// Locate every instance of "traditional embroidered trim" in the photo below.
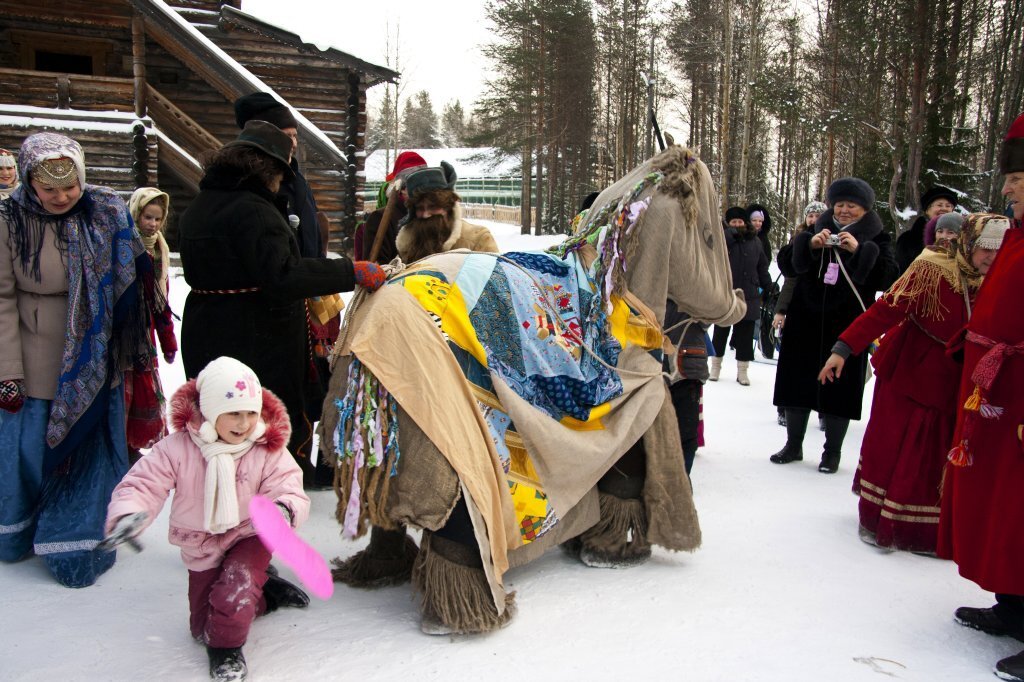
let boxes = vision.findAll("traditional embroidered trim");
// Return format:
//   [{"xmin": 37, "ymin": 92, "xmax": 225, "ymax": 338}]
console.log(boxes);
[
  {"xmin": 34, "ymin": 539, "xmax": 100, "ymax": 554},
  {"xmin": 879, "ymin": 510, "xmax": 940, "ymax": 524},
  {"xmin": 0, "ymin": 516, "xmax": 34, "ymax": 534},
  {"xmin": 33, "ymin": 157, "xmax": 78, "ymax": 187}
]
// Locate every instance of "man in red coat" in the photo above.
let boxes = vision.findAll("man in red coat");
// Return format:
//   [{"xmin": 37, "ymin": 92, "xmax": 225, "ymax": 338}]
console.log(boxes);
[{"xmin": 940, "ymin": 111, "xmax": 1024, "ymax": 681}]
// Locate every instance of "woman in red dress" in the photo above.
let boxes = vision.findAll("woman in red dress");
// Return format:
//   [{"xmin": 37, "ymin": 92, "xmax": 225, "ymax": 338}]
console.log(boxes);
[
  {"xmin": 940, "ymin": 111, "xmax": 1024, "ymax": 682},
  {"xmin": 818, "ymin": 213, "xmax": 1010, "ymax": 553}
]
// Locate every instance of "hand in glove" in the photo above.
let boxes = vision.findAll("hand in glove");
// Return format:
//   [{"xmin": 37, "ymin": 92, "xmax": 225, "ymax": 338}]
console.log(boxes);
[
  {"xmin": 353, "ymin": 260, "xmax": 386, "ymax": 292},
  {"xmin": 277, "ymin": 502, "xmax": 294, "ymax": 527},
  {"xmin": 0, "ymin": 379, "xmax": 25, "ymax": 414},
  {"xmin": 98, "ymin": 512, "xmax": 148, "ymax": 553}
]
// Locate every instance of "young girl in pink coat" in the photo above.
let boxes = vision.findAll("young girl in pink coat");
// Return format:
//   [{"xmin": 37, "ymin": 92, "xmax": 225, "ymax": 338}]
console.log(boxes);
[{"xmin": 105, "ymin": 356, "xmax": 310, "ymax": 682}]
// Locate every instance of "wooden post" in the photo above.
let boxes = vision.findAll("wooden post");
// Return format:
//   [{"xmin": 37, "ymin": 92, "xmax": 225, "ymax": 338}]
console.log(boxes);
[{"xmin": 132, "ymin": 13, "xmax": 147, "ymax": 119}]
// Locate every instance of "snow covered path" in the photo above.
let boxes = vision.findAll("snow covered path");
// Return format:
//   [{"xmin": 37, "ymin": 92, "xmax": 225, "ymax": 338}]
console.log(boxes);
[{"xmin": 2, "ymin": 224, "xmax": 1011, "ymax": 681}]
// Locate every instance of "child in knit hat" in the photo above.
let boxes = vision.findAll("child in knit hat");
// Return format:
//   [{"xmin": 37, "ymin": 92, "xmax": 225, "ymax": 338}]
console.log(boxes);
[{"xmin": 104, "ymin": 356, "xmax": 311, "ymax": 682}]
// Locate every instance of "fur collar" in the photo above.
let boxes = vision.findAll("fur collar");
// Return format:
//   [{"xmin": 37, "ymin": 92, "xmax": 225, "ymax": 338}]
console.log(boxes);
[
  {"xmin": 395, "ymin": 202, "xmax": 464, "ymax": 259},
  {"xmin": 169, "ymin": 379, "xmax": 291, "ymax": 452}
]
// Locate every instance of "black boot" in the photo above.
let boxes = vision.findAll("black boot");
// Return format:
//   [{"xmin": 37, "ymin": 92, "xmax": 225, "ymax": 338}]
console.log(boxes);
[
  {"xmin": 955, "ymin": 606, "xmax": 1017, "ymax": 637},
  {"xmin": 770, "ymin": 408, "xmax": 809, "ymax": 463},
  {"xmin": 207, "ymin": 646, "xmax": 247, "ymax": 681},
  {"xmin": 263, "ymin": 572, "xmax": 309, "ymax": 612},
  {"xmin": 997, "ymin": 650, "xmax": 1024, "ymax": 681},
  {"xmin": 819, "ymin": 414, "xmax": 849, "ymax": 473}
]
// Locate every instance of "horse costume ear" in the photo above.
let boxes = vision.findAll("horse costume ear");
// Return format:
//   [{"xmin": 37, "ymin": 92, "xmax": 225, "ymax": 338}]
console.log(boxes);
[{"xmin": 440, "ymin": 161, "xmax": 457, "ymax": 189}]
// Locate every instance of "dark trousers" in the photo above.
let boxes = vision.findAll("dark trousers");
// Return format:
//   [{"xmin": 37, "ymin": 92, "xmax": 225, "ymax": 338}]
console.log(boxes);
[
  {"xmin": 995, "ymin": 594, "xmax": 1024, "ymax": 639},
  {"xmin": 783, "ymin": 408, "xmax": 850, "ymax": 456},
  {"xmin": 712, "ymin": 319, "xmax": 755, "ymax": 362},
  {"xmin": 188, "ymin": 536, "xmax": 271, "ymax": 648},
  {"xmin": 670, "ymin": 380, "xmax": 701, "ymax": 474}
]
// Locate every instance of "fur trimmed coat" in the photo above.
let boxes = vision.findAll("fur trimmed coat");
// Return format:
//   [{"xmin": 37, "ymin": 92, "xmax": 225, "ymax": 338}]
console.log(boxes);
[
  {"xmin": 773, "ymin": 209, "xmax": 899, "ymax": 419},
  {"xmin": 106, "ymin": 381, "xmax": 309, "ymax": 571},
  {"xmin": 395, "ymin": 203, "xmax": 499, "ymax": 262}
]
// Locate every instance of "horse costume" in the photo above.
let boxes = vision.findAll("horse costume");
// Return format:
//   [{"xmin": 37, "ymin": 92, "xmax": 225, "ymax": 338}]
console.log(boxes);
[{"xmin": 318, "ymin": 146, "xmax": 745, "ymax": 633}]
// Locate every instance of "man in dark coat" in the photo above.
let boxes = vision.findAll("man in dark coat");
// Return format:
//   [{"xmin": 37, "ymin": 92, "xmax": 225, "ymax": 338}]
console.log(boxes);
[
  {"xmin": 234, "ymin": 92, "xmax": 323, "ymax": 259},
  {"xmin": 179, "ymin": 121, "xmax": 379, "ymax": 487},
  {"xmin": 894, "ymin": 185, "xmax": 958, "ymax": 273}
]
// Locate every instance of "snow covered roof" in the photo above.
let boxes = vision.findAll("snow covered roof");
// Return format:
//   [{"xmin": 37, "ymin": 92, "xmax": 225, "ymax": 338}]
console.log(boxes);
[
  {"xmin": 219, "ymin": 6, "xmax": 399, "ymax": 87},
  {"xmin": 364, "ymin": 148, "xmax": 519, "ymax": 182},
  {"xmin": 129, "ymin": 0, "xmax": 348, "ymax": 167}
]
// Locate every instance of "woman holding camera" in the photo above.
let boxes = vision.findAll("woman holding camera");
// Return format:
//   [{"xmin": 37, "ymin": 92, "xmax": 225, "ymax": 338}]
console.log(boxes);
[{"xmin": 769, "ymin": 178, "xmax": 899, "ymax": 473}]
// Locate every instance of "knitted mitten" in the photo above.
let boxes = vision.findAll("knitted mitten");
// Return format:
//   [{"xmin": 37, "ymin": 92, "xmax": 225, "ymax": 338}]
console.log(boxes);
[
  {"xmin": 353, "ymin": 260, "xmax": 386, "ymax": 292},
  {"xmin": 0, "ymin": 379, "xmax": 24, "ymax": 413}
]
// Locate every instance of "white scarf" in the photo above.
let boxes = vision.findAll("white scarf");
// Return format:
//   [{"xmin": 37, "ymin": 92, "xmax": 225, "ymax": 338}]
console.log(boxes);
[{"xmin": 189, "ymin": 420, "xmax": 267, "ymax": 534}]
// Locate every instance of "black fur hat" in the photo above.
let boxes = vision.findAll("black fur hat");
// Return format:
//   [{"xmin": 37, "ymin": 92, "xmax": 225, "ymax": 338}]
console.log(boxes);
[
  {"xmin": 920, "ymin": 186, "xmax": 957, "ymax": 211},
  {"xmin": 234, "ymin": 92, "xmax": 298, "ymax": 130},
  {"xmin": 826, "ymin": 177, "xmax": 875, "ymax": 210},
  {"xmin": 724, "ymin": 206, "xmax": 748, "ymax": 224}
]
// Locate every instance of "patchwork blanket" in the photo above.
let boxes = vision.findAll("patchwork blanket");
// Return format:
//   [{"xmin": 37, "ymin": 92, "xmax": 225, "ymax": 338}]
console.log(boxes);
[{"xmin": 385, "ymin": 248, "xmax": 662, "ymax": 545}]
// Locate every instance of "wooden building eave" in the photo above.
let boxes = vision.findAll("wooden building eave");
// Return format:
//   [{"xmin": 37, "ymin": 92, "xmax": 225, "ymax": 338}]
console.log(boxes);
[
  {"xmin": 127, "ymin": 0, "xmax": 348, "ymax": 169},
  {"xmin": 217, "ymin": 5, "xmax": 399, "ymax": 89}
]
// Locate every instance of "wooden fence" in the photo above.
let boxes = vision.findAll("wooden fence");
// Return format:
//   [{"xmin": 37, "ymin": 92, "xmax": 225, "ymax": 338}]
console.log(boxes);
[{"xmin": 362, "ymin": 201, "xmax": 536, "ymax": 226}]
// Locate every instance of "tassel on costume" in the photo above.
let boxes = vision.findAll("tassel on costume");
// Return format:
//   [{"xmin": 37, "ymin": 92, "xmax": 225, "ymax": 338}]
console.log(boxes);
[{"xmin": 947, "ymin": 441, "xmax": 973, "ymax": 468}]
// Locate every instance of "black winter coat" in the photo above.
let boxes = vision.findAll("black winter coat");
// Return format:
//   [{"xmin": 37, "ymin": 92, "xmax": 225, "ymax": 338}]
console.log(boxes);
[
  {"xmin": 894, "ymin": 215, "xmax": 926, "ymax": 274},
  {"xmin": 281, "ymin": 159, "xmax": 323, "ymax": 259},
  {"xmin": 772, "ymin": 209, "xmax": 899, "ymax": 419},
  {"xmin": 179, "ymin": 167, "xmax": 355, "ymax": 456},
  {"xmin": 724, "ymin": 227, "xmax": 773, "ymax": 322}
]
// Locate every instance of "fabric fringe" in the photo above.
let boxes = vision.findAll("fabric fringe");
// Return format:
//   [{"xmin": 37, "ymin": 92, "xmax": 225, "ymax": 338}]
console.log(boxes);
[
  {"xmin": 332, "ymin": 358, "xmax": 402, "ymax": 538},
  {"xmin": 884, "ymin": 258, "xmax": 958, "ymax": 321},
  {"xmin": 577, "ymin": 491, "xmax": 650, "ymax": 559},
  {"xmin": 412, "ymin": 534, "xmax": 515, "ymax": 634}
]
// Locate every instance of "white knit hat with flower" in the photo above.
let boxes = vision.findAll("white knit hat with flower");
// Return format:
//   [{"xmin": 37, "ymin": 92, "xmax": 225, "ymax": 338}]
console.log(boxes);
[{"xmin": 195, "ymin": 356, "xmax": 263, "ymax": 443}]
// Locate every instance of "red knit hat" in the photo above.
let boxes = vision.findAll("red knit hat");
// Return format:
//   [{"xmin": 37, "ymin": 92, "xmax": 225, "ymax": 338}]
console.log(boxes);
[
  {"xmin": 999, "ymin": 112, "xmax": 1024, "ymax": 174},
  {"xmin": 386, "ymin": 151, "xmax": 427, "ymax": 181}
]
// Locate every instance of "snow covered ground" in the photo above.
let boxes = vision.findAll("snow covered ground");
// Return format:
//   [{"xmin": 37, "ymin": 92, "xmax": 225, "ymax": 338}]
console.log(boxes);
[{"xmin": 3, "ymin": 222, "xmax": 1013, "ymax": 681}]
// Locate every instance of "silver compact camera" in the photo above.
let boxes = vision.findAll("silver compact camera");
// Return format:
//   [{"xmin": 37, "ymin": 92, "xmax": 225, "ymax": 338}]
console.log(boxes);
[{"xmin": 824, "ymin": 234, "xmax": 842, "ymax": 247}]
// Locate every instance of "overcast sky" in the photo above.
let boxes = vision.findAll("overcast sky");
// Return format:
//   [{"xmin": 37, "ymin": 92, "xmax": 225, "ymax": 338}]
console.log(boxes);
[{"xmin": 242, "ymin": 0, "xmax": 492, "ymax": 116}]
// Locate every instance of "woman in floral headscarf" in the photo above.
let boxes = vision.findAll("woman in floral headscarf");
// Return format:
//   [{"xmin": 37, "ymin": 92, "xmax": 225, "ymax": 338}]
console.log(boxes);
[
  {"xmin": 818, "ymin": 213, "xmax": 1010, "ymax": 553},
  {"xmin": 0, "ymin": 132, "xmax": 152, "ymax": 587}
]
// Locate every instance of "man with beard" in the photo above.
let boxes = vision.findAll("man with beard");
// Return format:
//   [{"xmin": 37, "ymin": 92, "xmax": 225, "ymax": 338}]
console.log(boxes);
[
  {"xmin": 395, "ymin": 161, "xmax": 499, "ymax": 263},
  {"xmin": 354, "ymin": 151, "xmax": 427, "ymax": 264}
]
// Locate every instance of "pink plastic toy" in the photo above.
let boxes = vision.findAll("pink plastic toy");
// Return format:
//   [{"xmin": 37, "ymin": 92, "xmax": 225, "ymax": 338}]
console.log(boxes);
[{"xmin": 248, "ymin": 495, "xmax": 334, "ymax": 600}]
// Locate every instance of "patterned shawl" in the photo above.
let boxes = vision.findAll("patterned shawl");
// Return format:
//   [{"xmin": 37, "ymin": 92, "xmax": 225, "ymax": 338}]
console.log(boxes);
[
  {"xmin": 1, "ymin": 132, "xmax": 150, "ymax": 453},
  {"xmin": 885, "ymin": 212, "xmax": 989, "ymax": 320}
]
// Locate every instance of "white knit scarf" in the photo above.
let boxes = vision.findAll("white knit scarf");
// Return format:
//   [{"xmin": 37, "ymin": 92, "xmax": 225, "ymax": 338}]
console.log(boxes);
[{"xmin": 189, "ymin": 420, "xmax": 266, "ymax": 534}]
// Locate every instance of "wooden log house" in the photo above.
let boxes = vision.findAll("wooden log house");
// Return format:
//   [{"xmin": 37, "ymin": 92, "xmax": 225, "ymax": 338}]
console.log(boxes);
[{"xmin": 0, "ymin": 0, "xmax": 398, "ymax": 250}]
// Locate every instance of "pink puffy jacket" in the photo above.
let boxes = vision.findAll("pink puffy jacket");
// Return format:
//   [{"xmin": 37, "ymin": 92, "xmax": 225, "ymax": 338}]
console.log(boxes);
[{"xmin": 106, "ymin": 380, "xmax": 310, "ymax": 571}]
